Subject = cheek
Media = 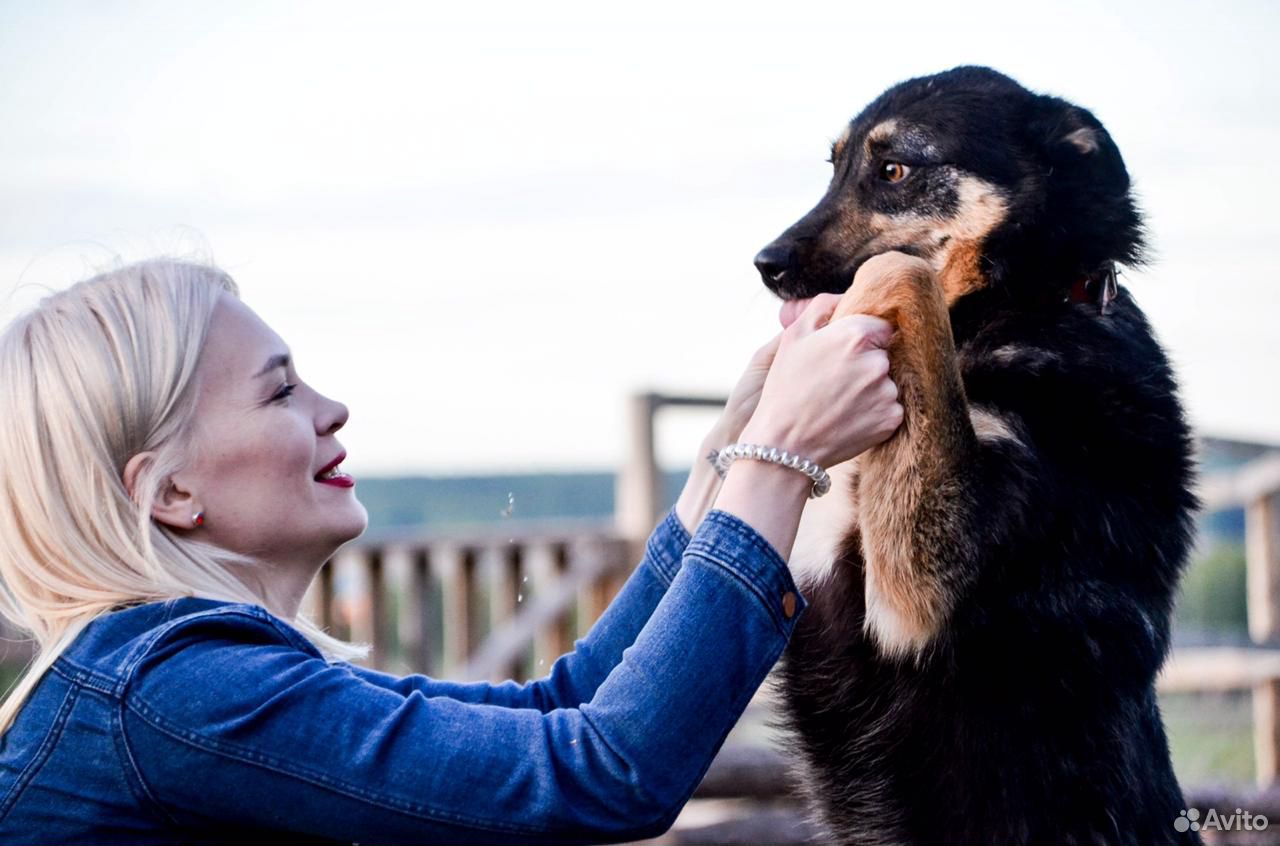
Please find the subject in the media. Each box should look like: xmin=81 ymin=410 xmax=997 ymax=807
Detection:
xmin=200 ymin=415 xmax=315 ymax=502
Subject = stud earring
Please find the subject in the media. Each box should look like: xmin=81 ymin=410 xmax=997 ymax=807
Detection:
xmin=192 ymin=511 xmax=205 ymax=528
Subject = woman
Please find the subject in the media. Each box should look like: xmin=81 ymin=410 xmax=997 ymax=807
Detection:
xmin=0 ymin=259 xmax=901 ymax=843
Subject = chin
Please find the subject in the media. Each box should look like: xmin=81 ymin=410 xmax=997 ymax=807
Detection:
xmin=334 ymin=499 xmax=369 ymax=544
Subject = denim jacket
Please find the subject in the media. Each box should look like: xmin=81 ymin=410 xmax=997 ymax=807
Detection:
xmin=0 ymin=509 xmax=805 ymax=844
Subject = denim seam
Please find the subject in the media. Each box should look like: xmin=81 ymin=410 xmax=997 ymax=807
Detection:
xmin=685 ymin=511 xmax=800 ymax=634
xmin=688 ymin=512 xmax=790 ymax=576
xmin=0 ymin=681 xmax=79 ymax=821
xmin=250 ymin=609 xmax=325 ymax=658
xmin=49 ymin=659 xmax=116 ymax=696
xmin=575 ymin=707 xmax=667 ymax=822
xmin=123 ymin=697 xmax=566 ymax=837
xmin=645 ymin=553 xmax=676 ymax=589
xmin=686 ymin=549 xmax=790 ymax=635
xmin=115 ymin=598 xmax=199 ymax=683
xmin=645 ymin=509 xmax=692 ymax=588
xmin=116 ymin=605 xmax=301 ymax=695
xmin=115 ymin=692 xmax=181 ymax=828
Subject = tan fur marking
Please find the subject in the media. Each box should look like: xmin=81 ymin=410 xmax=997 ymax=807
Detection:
xmin=861 ymin=176 xmax=1007 ymax=305
xmin=833 ymin=253 xmax=976 ymax=657
xmin=831 ymin=126 xmax=852 ymax=162
xmin=925 ymin=177 xmax=1008 ymax=303
xmin=969 ymin=406 xmax=1019 ymax=444
xmin=1064 ymin=127 xmax=1100 ymax=154
xmin=865 ymin=119 xmax=899 ymax=150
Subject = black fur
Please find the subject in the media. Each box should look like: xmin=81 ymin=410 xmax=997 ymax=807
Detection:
xmin=757 ymin=67 xmax=1200 ymax=845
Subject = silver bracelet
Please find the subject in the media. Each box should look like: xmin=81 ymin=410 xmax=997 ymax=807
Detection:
xmin=706 ymin=443 xmax=832 ymax=499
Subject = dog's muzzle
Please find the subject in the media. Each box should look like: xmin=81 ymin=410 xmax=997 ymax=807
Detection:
xmin=753 ymin=243 xmax=794 ymax=289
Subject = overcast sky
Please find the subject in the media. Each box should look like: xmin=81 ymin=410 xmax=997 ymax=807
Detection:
xmin=1 ymin=0 xmax=1277 ymax=474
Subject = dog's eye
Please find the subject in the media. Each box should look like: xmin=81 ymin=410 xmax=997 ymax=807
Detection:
xmin=879 ymin=162 xmax=911 ymax=183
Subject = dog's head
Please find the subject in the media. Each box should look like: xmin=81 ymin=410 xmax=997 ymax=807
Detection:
xmin=755 ymin=66 xmax=1144 ymax=306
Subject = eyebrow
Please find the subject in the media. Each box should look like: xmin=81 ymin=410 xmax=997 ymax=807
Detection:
xmin=254 ymin=353 xmax=291 ymax=378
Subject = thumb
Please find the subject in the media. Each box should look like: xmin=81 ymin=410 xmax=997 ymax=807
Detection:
xmin=837 ymin=314 xmax=896 ymax=350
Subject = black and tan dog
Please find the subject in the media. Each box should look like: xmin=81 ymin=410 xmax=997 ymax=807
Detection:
xmin=757 ymin=66 xmax=1200 ymax=845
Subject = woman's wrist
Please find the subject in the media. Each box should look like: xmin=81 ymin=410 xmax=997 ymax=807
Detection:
xmin=712 ymin=460 xmax=810 ymax=562
xmin=675 ymin=418 xmax=755 ymax=533
xmin=674 ymin=451 xmax=722 ymax=535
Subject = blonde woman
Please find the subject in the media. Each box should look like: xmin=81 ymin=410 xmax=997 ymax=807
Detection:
xmin=0 ymin=259 xmax=900 ymax=843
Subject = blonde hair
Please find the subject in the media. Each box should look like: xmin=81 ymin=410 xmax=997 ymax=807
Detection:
xmin=0 ymin=259 xmax=364 ymax=735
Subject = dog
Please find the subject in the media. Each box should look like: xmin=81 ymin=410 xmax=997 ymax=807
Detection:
xmin=755 ymin=66 xmax=1200 ymax=845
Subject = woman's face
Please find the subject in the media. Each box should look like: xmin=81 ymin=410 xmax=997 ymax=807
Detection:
xmin=172 ymin=293 xmax=367 ymax=566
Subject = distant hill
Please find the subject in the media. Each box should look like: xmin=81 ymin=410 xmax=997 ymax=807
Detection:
xmin=355 ymin=470 xmax=690 ymax=533
xmin=355 ymin=436 xmax=1275 ymax=538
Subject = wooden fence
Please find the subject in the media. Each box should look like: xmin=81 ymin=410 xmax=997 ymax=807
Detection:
xmin=305 ymin=520 xmax=634 ymax=682
xmin=302 ymin=392 xmax=725 ymax=684
xmin=1160 ymin=450 xmax=1280 ymax=786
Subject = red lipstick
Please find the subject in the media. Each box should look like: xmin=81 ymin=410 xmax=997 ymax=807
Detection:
xmin=314 ymin=452 xmax=355 ymax=488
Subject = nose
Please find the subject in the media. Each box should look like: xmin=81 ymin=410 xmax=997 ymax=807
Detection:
xmin=318 ymin=395 xmax=349 ymax=436
xmin=754 ymin=243 xmax=794 ymax=287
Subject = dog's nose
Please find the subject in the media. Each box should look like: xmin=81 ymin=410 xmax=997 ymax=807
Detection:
xmin=754 ymin=243 xmax=794 ymax=286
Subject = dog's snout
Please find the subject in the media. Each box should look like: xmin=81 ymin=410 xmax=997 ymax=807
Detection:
xmin=754 ymin=243 xmax=794 ymax=287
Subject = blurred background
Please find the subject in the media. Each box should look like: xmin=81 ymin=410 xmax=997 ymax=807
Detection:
xmin=1 ymin=1 xmax=1278 ymax=842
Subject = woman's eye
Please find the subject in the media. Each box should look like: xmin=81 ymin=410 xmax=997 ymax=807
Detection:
xmin=879 ymin=162 xmax=910 ymax=183
xmin=272 ymin=383 xmax=297 ymax=402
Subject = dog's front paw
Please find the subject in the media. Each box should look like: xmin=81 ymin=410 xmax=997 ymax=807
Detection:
xmin=834 ymin=251 xmax=939 ymax=323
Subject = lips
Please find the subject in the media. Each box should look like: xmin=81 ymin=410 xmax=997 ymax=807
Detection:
xmin=314 ymin=452 xmax=355 ymax=488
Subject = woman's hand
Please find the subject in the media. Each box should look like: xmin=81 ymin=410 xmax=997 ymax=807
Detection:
xmin=739 ymin=295 xmax=901 ymax=468
xmin=705 ymin=333 xmax=782 ymax=448
xmin=674 ymin=333 xmax=782 ymax=534
xmin=714 ymin=296 xmax=903 ymax=559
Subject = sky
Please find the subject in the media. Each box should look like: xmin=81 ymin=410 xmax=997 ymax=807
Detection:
xmin=1 ymin=0 xmax=1277 ymax=475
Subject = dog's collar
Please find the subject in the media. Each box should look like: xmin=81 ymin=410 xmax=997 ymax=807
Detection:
xmin=1066 ymin=263 xmax=1119 ymax=316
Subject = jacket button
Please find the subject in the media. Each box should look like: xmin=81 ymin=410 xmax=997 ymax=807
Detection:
xmin=782 ymin=591 xmax=797 ymax=619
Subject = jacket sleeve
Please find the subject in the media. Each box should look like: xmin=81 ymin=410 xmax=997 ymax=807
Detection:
xmin=343 ymin=507 xmax=691 ymax=712
xmin=120 ymin=510 xmax=805 ymax=845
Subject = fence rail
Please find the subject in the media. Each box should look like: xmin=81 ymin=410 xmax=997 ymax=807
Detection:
xmin=305 ymin=520 xmax=634 ymax=681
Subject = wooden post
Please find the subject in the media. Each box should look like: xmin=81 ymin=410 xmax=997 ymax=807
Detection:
xmin=414 ymin=549 xmax=437 ymax=674
xmin=365 ymin=549 xmax=388 ymax=670
xmin=576 ymin=536 xmax=622 ymax=637
xmin=528 ymin=541 xmax=560 ymax=673
xmin=1248 ymin=491 xmax=1280 ymax=786
xmin=395 ymin=546 xmax=433 ymax=675
xmin=439 ymin=545 xmax=477 ymax=678
xmin=547 ymin=543 xmax=573 ymax=662
xmin=1247 ymin=493 xmax=1280 ymax=644
xmin=616 ymin=392 xmax=662 ymax=545
xmin=486 ymin=543 xmax=523 ymax=682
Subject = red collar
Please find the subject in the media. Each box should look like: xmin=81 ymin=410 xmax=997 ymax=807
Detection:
xmin=1067 ymin=264 xmax=1119 ymax=315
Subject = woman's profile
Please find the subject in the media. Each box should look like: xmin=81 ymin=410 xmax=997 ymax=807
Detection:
xmin=0 ymin=258 xmax=901 ymax=842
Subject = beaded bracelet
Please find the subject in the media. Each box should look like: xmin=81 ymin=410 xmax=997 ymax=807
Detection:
xmin=706 ymin=443 xmax=832 ymax=499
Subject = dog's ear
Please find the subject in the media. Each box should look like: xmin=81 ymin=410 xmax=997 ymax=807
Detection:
xmin=1029 ymin=96 xmax=1130 ymax=195
xmin=1026 ymin=95 xmax=1145 ymax=267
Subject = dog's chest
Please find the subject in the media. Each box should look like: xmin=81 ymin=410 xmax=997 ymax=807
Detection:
xmin=789 ymin=458 xmax=861 ymax=589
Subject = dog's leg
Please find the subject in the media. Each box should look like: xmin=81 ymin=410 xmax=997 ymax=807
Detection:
xmin=832 ymin=251 xmax=1004 ymax=659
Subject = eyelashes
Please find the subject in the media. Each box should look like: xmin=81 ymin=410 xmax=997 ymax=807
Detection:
xmin=272 ymin=383 xmax=298 ymax=402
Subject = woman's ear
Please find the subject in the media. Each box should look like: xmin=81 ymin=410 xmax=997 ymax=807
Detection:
xmin=123 ymin=452 xmax=199 ymax=532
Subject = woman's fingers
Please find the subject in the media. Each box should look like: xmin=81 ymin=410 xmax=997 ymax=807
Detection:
xmin=790 ymin=294 xmax=843 ymax=336
xmin=749 ymin=332 xmax=783 ymax=369
xmin=834 ymin=314 xmax=896 ymax=352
